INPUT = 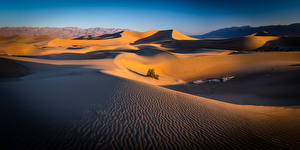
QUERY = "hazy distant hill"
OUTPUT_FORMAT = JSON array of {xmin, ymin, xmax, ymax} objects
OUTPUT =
[
  {"xmin": 0, "ymin": 27, "xmax": 124, "ymax": 38},
  {"xmin": 192, "ymin": 23, "xmax": 300, "ymax": 38}
]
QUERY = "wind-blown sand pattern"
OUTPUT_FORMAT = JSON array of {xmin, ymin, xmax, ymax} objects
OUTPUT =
[{"xmin": 1, "ymin": 30, "xmax": 300, "ymax": 149}]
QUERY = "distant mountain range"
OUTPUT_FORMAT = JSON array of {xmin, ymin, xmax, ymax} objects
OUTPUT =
[
  {"xmin": 0, "ymin": 27, "xmax": 124, "ymax": 38},
  {"xmin": 2, "ymin": 23, "xmax": 300, "ymax": 39},
  {"xmin": 192, "ymin": 23, "xmax": 300, "ymax": 38}
]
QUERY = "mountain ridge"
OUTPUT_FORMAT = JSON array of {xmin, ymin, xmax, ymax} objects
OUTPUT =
[
  {"xmin": 192, "ymin": 23, "xmax": 300, "ymax": 38},
  {"xmin": 0, "ymin": 27, "xmax": 125, "ymax": 38}
]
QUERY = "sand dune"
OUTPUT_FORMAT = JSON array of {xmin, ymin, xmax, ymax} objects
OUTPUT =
[
  {"xmin": 0, "ymin": 30, "xmax": 157, "ymax": 56},
  {"xmin": 1, "ymin": 30, "xmax": 297, "ymax": 57},
  {"xmin": 0, "ymin": 58, "xmax": 29, "ymax": 77},
  {"xmin": 0, "ymin": 35, "xmax": 54, "ymax": 56},
  {"xmin": 1, "ymin": 29, "xmax": 300, "ymax": 149},
  {"xmin": 257, "ymin": 36, "xmax": 300, "ymax": 51},
  {"xmin": 162, "ymin": 33, "xmax": 280, "ymax": 51},
  {"xmin": 114, "ymin": 51, "xmax": 300, "ymax": 83},
  {"xmin": 133, "ymin": 30, "xmax": 198, "ymax": 44}
]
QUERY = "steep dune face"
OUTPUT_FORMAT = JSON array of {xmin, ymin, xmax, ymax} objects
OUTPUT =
[
  {"xmin": 121, "ymin": 30, "xmax": 159, "ymax": 41},
  {"xmin": 172, "ymin": 30, "xmax": 199, "ymax": 40},
  {"xmin": 162, "ymin": 33, "xmax": 279, "ymax": 51},
  {"xmin": 133, "ymin": 30, "xmax": 198, "ymax": 44},
  {"xmin": 162, "ymin": 36, "xmax": 279, "ymax": 50},
  {"xmin": 257, "ymin": 36, "xmax": 300, "ymax": 51},
  {"xmin": 244, "ymin": 33, "xmax": 280, "ymax": 50}
]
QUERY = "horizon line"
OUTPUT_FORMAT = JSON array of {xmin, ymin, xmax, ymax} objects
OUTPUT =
[{"xmin": 0, "ymin": 22, "xmax": 299, "ymax": 35}]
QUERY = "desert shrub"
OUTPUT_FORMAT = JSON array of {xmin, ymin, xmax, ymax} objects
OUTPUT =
[{"xmin": 146, "ymin": 68, "xmax": 159, "ymax": 80}]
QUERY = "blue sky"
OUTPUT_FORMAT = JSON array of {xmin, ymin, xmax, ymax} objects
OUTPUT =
[{"xmin": 0, "ymin": 0, "xmax": 300, "ymax": 35}]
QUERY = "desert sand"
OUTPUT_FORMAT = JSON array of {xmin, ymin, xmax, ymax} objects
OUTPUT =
[{"xmin": 1, "ymin": 30, "xmax": 300, "ymax": 149}]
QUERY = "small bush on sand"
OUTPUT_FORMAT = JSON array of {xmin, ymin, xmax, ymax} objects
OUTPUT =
[{"xmin": 146, "ymin": 68, "xmax": 159, "ymax": 80}]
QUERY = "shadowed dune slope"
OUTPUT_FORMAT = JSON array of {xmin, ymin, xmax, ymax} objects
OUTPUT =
[
  {"xmin": 257, "ymin": 36, "xmax": 300, "ymax": 51},
  {"xmin": 165, "ymin": 69, "xmax": 300, "ymax": 106},
  {"xmin": 133, "ymin": 30, "xmax": 198, "ymax": 44},
  {"xmin": 0, "ymin": 58, "xmax": 29, "ymax": 77},
  {"xmin": 162, "ymin": 33, "xmax": 280, "ymax": 51},
  {"xmin": 0, "ymin": 58, "xmax": 299, "ymax": 149}
]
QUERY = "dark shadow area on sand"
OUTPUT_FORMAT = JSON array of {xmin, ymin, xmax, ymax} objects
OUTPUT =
[
  {"xmin": 256, "ymin": 36, "xmax": 300, "ymax": 51},
  {"xmin": 169, "ymin": 48, "xmax": 225, "ymax": 54},
  {"xmin": 135, "ymin": 45, "xmax": 172, "ymax": 57},
  {"xmin": 132, "ymin": 30, "xmax": 173, "ymax": 45},
  {"xmin": 127, "ymin": 68, "xmax": 146, "ymax": 77},
  {"xmin": 0, "ymin": 60, "xmax": 123, "ymax": 149},
  {"xmin": 73, "ymin": 31, "xmax": 123, "ymax": 40},
  {"xmin": 0, "ymin": 58, "xmax": 29, "ymax": 78},
  {"xmin": 23, "ymin": 49, "xmax": 137, "ymax": 60},
  {"xmin": 160, "ymin": 36, "xmax": 300, "ymax": 52},
  {"xmin": 164, "ymin": 69, "xmax": 300, "ymax": 106},
  {"xmin": 19, "ymin": 45, "xmax": 173, "ymax": 60}
]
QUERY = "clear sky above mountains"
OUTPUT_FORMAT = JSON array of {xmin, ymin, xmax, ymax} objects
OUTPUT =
[{"xmin": 1, "ymin": 0, "xmax": 300, "ymax": 34}]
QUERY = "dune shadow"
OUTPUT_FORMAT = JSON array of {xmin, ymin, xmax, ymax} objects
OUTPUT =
[
  {"xmin": 160, "ymin": 38, "xmax": 248, "ymax": 50},
  {"xmin": 161, "ymin": 36, "xmax": 300, "ymax": 53},
  {"xmin": 135, "ymin": 45, "xmax": 173, "ymax": 57},
  {"xmin": 255, "ymin": 36, "xmax": 300, "ymax": 51},
  {"xmin": 73, "ymin": 31, "xmax": 123, "ymax": 40},
  {"xmin": 132, "ymin": 30, "xmax": 173, "ymax": 45},
  {"xmin": 0, "ymin": 57, "xmax": 29, "ymax": 78},
  {"xmin": 0, "ymin": 59, "xmax": 126, "ymax": 149},
  {"xmin": 169, "ymin": 48, "xmax": 224, "ymax": 54},
  {"xmin": 289, "ymin": 64, "xmax": 300, "ymax": 66},
  {"xmin": 16, "ymin": 45, "xmax": 173, "ymax": 60},
  {"xmin": 127, "ymin": 68, "xmax": 146, "ymax": 77},
  {"xmin": 25, "ymin": 49, "xmax": 137, "ymax": 60},
  {"xmin": 163, "ymin": 69, "xmax": 300, "ymax": 106}
]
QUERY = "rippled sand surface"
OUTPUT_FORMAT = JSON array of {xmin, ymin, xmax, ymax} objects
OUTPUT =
[{"xmin": 1, "ymin": 58, "xmax": 299, "ymax": 149}]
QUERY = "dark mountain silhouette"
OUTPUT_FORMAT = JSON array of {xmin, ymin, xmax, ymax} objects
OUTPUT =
[
  {"xmin": 0, "ymin": 27, "xmax": 124, "ymax": 38},
  {"xmin": 192, "ymin": 23, "xmax": 300, "ymax": 38}
]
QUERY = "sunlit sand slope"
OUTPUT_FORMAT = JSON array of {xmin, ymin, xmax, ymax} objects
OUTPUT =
[
  {"xmin": 0, "ymin": 35, "xmax": 54, "ymax": 55},
  {"xmin": 114, "ymin": 52, "xmax": 300, "ymax": 82},
  {"xmin": 0, "ymin": 30, "xmax": 159, "ymax": 56}
]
